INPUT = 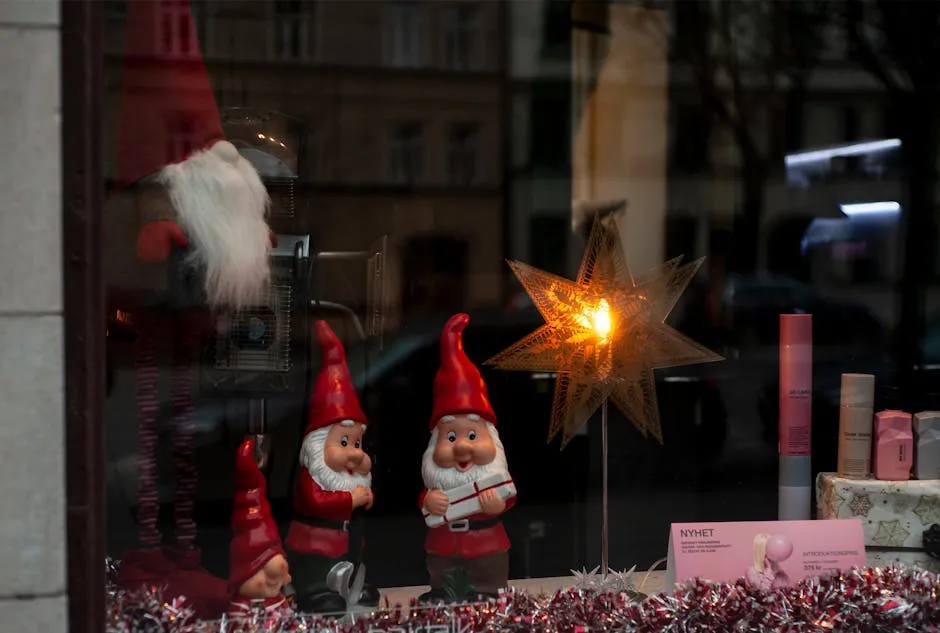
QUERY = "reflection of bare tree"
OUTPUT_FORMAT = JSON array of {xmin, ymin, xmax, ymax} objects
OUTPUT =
[
  {"xmin": 843, "ymin": 0, "xmax": 940, "ymax": 401},
  {"xmin": 642, "ymin": 1, "xmax": 829, "ymax": 271}
]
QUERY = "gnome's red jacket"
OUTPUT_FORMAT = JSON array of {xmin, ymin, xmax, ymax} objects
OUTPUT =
[
  {"xmin": 286, "ymin": 469, "xmax": 363, "ymax": 558},
  {"xmin": 419, "ymin": 489, "xmax": 515, "ymax": 559}
]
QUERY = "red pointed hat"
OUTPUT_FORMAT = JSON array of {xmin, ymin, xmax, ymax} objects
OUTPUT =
[
  {"xmin": 228, "ymin": 439, "xmax": 284, "ymax": 596},
  {"xmin": 114, "ymin": 0, "xmax": 225, "ymax": 189},
  {"xmin": 306, "ymin": 321, "xmax": 368, "ymax": 434},
  {"xmin": 430, "ymin": 314, "xmax": 496, "ymax": 431}
]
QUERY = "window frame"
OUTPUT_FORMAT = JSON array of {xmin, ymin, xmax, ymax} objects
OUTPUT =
[
  {"xmin": 447, "ymin": 121, "xmax": 482, "ymax": 187},
  {"xmin": 387, "ymin": 120, "xmax": 426, "ymax": 186},
  {"xmin": 384, "ymin": 3, "xmax": 426, "ymax": 69},
  {"xmin": 268, "ymin": 0, "xmax": 320, "ymax": 62},
  {"xmin": 444, "ymin": 4, "xmax": 483, "ymax": 71}
]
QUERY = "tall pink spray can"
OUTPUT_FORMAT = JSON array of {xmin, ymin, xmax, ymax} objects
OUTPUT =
[{"xmin": 779, "ymin": 314, "xmax": 812, "ymax": 520}]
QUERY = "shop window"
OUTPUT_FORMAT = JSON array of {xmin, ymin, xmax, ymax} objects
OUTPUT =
[
  {"xmin": 445, "ymin": 5, "xmax": 482, "ymax": 71},
  {"xmin": 387, "ymin": 121, "xmax": 425, "ymax": 185},
  {"xmin": 447, "ymin": 122, "xmax": 480, "ymax": 187},
  {"xmin": 385, "ymin": 3, "xmax": 425, "ymax": 68}
]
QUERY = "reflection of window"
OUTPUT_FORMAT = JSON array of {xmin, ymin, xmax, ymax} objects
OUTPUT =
[
  {"xmin": 672, "ymin": 103, "xmax": 712, "ymax": 171},
  {"xmin": 304, "ymin": 128, "xmax": 323, "ymax": 182},
  {"xmin": 447, "ymin": 123, "xmax": 480, "ymax": 186},
  {"xmin": 385, "ymin": 4, "xmax": 424, "ymax": 68},
  {"xmin": 388, "ymin": 122, "xmax": 425, "ymax": 185},
  {"xmin": 542, "ymin": 1, "xmax": 571, "ymax": 59},
  {"xmin": 530, "ymin": 81, "xmax": 570, "ymax": 169},
  {"xmin": 158, "ymin": 0, "xmax": 198, "ymax": 58},
  {"xmin": 271, "ymin": 0, "xmax": 317, "ymax": 61},
  {"xmin": 445, "ymin": 5, "xmax": 481, "ymax": 70},
  {"xmin": 511, "ymin": 92, "xmax": 530, "ymax": 169},
  {"xmin": 166, "ymin": 114, "xmax": 198, "ymax": 163},
  {"xmin": 529, "ymin": 215, "xmax": 568, "ymax": 277}
]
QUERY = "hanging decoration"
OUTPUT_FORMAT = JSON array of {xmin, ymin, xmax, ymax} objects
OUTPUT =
[{"xmin": 486, "ymin": 212, "xmax": 722, "ymax": 448}]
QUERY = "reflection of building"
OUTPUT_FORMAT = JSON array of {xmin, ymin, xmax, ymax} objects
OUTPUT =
[
  {"xmin": 512, "ymin": 1, "xmax": 908, "ymax": 325},
  {"xmin": 507, "ymin": 0, "xmax": 577, "ymax": 279},
  {"xmin": 103, "ymin": 1, "xmax": 507, "ymax": 320}
]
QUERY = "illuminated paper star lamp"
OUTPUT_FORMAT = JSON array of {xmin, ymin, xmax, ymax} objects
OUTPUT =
[{"xmin": 487, "ymin": 213, "xmax": 723, "ymax": 449}]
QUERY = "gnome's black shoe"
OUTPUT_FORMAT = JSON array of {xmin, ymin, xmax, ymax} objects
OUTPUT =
[
  {"xmin": 299, "ymin": 590, "xmax": 347, "ymax": 615},
  {"xmin": 359, "ymin": 583, "xmax": 381, "ymax": 607},
  {"xmin": 418, "ymin": 589, "xmax": 449, "ymax": 604}
]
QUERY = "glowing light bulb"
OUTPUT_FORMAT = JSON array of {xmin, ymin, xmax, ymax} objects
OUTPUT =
[{"xmin": 574, "ymin": 298, "xmax": 613, "ymax": 343}]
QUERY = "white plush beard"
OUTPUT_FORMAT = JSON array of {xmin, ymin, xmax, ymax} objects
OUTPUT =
[
  {"xmin": 421, "ymin": 423, "xmax": 511, "ymax": 492},
  {"xmin": 158, "ymin": 145, "xmax": 272, "ymax": 310},
  {"xmin": 301, "ymin": 427, "xmax": 373, "ymax": 493}
]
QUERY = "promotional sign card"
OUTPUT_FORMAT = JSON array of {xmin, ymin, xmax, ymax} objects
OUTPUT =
[{"xmin": 666, "ymin": 519, "xmax": 866, "ymax": 589}]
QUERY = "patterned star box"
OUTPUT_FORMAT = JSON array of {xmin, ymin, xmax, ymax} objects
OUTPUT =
[{"xmin": 816, "ymin": 473, "xmax": 940, "ymax": 572}]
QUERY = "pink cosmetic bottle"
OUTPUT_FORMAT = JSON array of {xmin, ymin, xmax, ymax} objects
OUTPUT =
[{"xmin": 873, "ymin": 389, "xmax": 913, "ymax": 481}]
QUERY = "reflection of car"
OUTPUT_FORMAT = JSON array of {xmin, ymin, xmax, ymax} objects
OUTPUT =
[
  {"xmin": 722, "ymin": 274, "xmax": 884, "ymax": 347},
  {"xmin": 757, "ymin": 323, "xmax": 940, "ymax": 482}
]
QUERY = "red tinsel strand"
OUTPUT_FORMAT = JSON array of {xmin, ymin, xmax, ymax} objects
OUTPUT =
[{"xmin": 105, "ymin": 559, "xmax": 940, "ymax": 633}]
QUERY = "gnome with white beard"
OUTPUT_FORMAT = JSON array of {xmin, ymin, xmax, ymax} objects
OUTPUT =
[
  {"xmin": 113, "ymin": 0, "xmax": 274, "ymax": 619},
  {"xmin": 285, "ymin": 321, "xmax": 380, "ymax": 614},
  {"xmin": 420, "ymin": 314, "xmax": 516, "ymax": 603}
]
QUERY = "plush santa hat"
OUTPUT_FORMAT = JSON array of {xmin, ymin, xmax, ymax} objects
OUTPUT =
[
  {"xmin": 305, "ymin": 321, "xmax": 368, "ymax": 435},
  {"xmin": 228, "ymin": 439, "xmax": 285, "ymax": 596},
  {"xmin": 115, "ymin": 0, "xmax": 227, "ymax": 190},
  {"xmin": 429, "ymin": 313, "xmax": 496, "ymax": 431}
]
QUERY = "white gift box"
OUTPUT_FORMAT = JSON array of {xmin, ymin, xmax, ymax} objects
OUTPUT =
[
  {"xmin": 423, "ymin": 471, "xmax": 516, "ymax": 528},
  {"xmin": 816, "ymin": 472, "xmax": 940, "ymax": 572}
]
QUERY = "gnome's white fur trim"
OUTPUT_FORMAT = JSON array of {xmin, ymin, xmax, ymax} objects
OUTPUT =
[{"xmin": 157, "ymin": 140, "xmax": 273, "ymax": 310}]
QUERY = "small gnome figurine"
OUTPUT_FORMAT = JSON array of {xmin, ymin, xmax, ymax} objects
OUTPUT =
[
  {"xmin": 285, "ymin": 321, "xmax": 380, "ymax": 613},
  {"xmin": 228, "ymin": 439, "xmax": 293, "ymax": 619},
  {"xmin": 419, "ymin": 314, "xmax": 516, "ymax": 602}
]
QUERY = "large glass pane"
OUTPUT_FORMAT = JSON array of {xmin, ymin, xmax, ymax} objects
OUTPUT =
[{"xmin": 97, "ymin": 0, "xmax": 940, "ymax": 628}]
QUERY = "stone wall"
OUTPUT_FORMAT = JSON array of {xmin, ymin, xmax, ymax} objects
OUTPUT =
[{"xmin": 0, "ymin": 1, "xmax": 67, "ymax": 631}]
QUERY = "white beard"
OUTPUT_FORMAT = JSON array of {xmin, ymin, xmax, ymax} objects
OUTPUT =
[
  {"xmin": 301, "ymin": 427, "xmax": 373, "ymax": 493},
  {"xmin": 421, "ymin": 423, "xmax": 511, "ymax": 492},
  {"xmin": 158, "ymin": 144, "xmax": 272, "ymax": 310}
]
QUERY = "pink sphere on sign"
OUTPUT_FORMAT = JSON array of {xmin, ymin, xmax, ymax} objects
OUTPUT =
[{"xmin": 766, "ymin": 534, "xmax": 793, "ymax": 562}]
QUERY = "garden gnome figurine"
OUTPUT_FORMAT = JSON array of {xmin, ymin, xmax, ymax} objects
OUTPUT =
[
  {"xmin": 420, "ymin": 314, "xmax": 516, "ymax": 602},
  {"xmin": 228, "ymin": 439, "xmax": 293, "ymax": 619},
  {"xmin": 285, "ymin": 321, "xmax": 380, "ymax": 613},
  {"xmin": 113, "ymin": 0, "xmax": 274, "ymax": 619}
]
